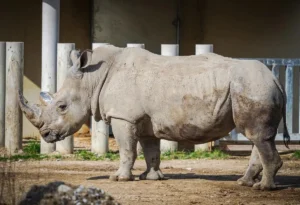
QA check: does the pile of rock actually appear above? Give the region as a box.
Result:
[19,181,120,205]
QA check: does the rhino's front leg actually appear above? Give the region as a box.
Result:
[139,137,164,180]
[109,118,137,181]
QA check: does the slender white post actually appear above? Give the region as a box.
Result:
[0,42,5,147]
[55,43,75,154]
[91,43,110,154]
[41,0,60,154]
[194,44,214,151]
[160,44,179,153]
[126,43,145,155]
[5,42,24,154]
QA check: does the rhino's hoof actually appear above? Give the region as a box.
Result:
[237,177,258,187]
[139,169,164,180]
[253,182,276,191]
[109,174,134,182]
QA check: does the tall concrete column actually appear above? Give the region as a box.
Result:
[56,43,75,154]
[5,42,24,154]
[0,42,6,147]
[127,43,145,155]
[194,44,214,151]
[91,43,110,154]
[41,0,60,154]
[160,44,179,153]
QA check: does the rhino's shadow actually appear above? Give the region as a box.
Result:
[164,173,300,190]
[87,174,300,190]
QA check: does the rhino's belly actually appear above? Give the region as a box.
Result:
[150,97,235,143]
[152,119,234,143]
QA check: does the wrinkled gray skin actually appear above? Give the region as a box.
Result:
[19,45,290,191]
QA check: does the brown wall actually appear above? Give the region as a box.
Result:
[93,0,300,58]
[0,0,91,137]
[200,0,300,58]
[93,0,178,54]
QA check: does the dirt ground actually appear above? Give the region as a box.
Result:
[1,156,300,205]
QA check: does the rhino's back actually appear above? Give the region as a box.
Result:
[133,52,237,142]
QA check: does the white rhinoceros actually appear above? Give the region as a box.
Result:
[19,45,290,190]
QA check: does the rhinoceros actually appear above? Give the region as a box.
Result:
[18,45,290,190]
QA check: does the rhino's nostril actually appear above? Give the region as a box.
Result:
[43,131,50,138]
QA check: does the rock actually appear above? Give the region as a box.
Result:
[57,184,72,193]
[18,181,120,205]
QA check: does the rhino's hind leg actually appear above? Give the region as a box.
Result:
[237,146,262,187]
[109,119,137,182]
[252,139,282,190]
[139,137,164,180]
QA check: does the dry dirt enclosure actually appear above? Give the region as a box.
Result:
[1,157,300,205]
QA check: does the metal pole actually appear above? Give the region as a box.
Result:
[5,42,24,154]
[160,44,179,153]
[91,43,110,154]
[41,0,60,154]
[56,43,75,154]
[194,44,214,151]
[0,42,6,147]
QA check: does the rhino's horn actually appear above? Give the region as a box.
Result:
[18,90,43,128]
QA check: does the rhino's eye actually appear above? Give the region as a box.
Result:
[57,104,68,113]
[59,105,67,110]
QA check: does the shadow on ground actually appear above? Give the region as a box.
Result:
[87,173,300,190]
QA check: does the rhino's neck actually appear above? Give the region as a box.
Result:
[82,46,122,122]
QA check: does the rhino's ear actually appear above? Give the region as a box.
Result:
[70,49,81,66]
[79,49,93,69]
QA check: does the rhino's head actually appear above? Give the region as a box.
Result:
[18,49,96,143]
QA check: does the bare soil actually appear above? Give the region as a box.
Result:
[1,156,300,205]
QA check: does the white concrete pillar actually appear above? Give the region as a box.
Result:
[91,43,110,154]
[55,43,75,154]
[160,44,179,153]
[127,43,145,48]
[127,43,145,155]
[194,44,214,151]
[195,44,213,55]
[0,42,6,147]
[5,42,24,154]
[41,0,60,154]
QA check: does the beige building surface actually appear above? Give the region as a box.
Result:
[0,0,299,137]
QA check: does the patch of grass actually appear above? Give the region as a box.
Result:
[74,150,120,161]
[291,151,300,159]
[23,140,40,155]
[0,147,229,162]
[0,140,46,162]
[0,154,48,162]
[160,149,229,160]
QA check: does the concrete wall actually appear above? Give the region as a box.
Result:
[0,0,91,138]
[93,0,300,58]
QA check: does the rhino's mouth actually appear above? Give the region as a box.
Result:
[42,131,67,143]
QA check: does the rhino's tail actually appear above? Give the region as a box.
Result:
[272,74,290,149]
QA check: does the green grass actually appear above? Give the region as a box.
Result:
[292,151,300,159]
[23,140,40,155]
[74,150,120,161]
[159,149,229,160]
[0,140,49,161]
[0,141,229,162]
